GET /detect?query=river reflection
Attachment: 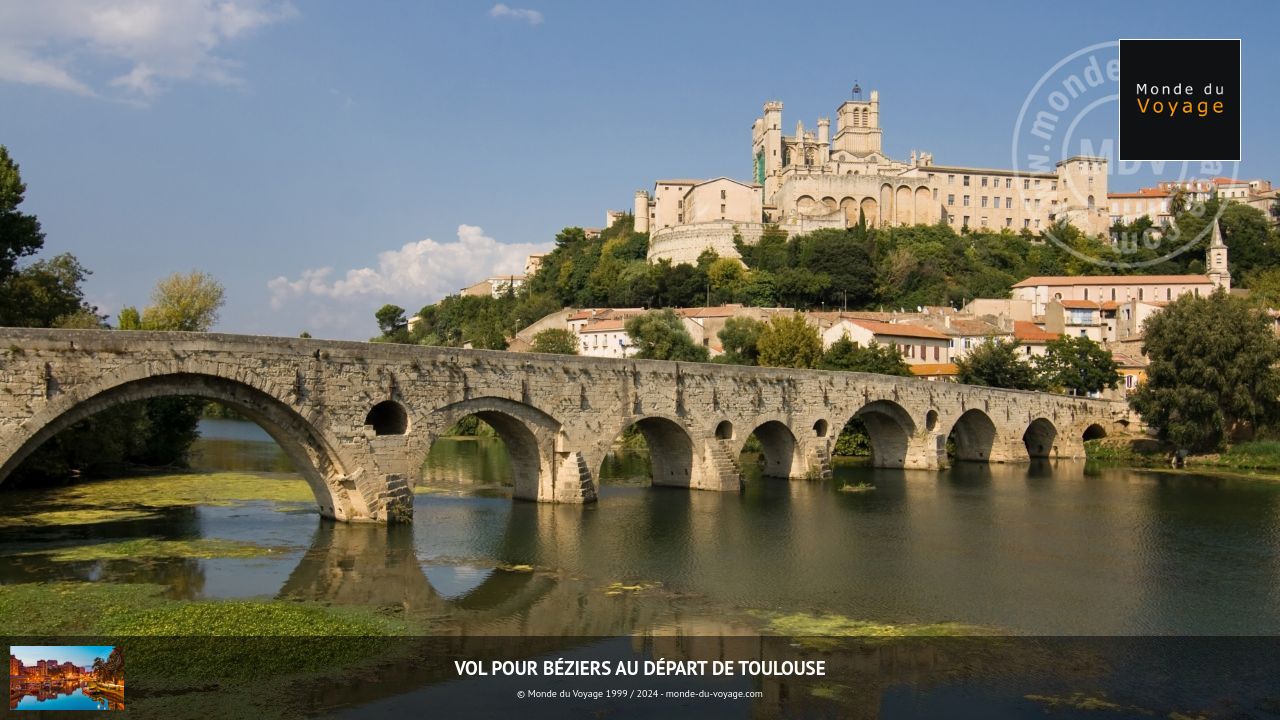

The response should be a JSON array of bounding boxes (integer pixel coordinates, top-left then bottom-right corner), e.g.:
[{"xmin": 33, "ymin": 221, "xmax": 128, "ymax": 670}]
[
  {"xmin": 10, "ymin": 684, "xmax": 121, "ymax": 711},
  {"xmin": 1, "ymin": 421, "xmax": 1279, "ymax": 635}
]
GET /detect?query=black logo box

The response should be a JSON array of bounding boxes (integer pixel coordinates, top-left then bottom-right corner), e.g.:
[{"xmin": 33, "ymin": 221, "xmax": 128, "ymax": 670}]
[{"xmin": 1119, "ymin": 39, "xmax": 1240, "ymax": 162}]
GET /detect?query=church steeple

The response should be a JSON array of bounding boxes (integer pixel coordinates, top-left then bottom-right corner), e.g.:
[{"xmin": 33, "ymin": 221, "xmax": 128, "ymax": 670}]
[{"xmin": 1206, "ymin": 218, "xmax": 1231, "ymax": 291}]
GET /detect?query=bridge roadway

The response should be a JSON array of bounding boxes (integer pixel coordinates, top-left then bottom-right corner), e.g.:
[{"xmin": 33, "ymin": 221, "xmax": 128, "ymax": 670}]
[{"xmin": 0, "ymin": 328, "xmax": 1131, "ymax": 522}]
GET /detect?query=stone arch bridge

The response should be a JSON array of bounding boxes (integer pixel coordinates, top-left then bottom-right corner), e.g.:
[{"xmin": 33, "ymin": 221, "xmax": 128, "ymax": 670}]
[{"xmin": 0, "ymin": 329, "xmax": 1132, "ymax": 522}]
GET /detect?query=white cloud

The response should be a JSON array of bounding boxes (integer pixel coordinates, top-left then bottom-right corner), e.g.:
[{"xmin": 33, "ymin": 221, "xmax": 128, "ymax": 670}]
[
  {"xmin": 267, "ymin": 224, "xmax": 551, "ymax": 312},
  {"xmin": 0, "ymin": 0, "xmax": 297, "ymax": 99},
  {"xmin": 488, "ymin": 4, "xmax": 543, "ymax": 25}
]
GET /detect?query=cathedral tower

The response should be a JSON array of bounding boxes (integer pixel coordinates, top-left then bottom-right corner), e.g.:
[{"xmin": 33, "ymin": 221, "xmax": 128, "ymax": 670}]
[{"xmin": 832, "ymin": 89, "xmax": 883, "ymax": 157}]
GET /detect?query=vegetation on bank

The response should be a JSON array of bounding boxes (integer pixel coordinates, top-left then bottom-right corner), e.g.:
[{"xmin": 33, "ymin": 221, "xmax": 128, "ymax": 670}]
[
  {"xmin": 0, "ymin": 582, "xmax": 412, "ymax": 636},
  {"xmin": 1130, "ymin": 289, "xmax": 1280, "ymax": 453},
  {"xmin": 1085, "ymin": 437, "xmax": 1280, "ymax": 475}
]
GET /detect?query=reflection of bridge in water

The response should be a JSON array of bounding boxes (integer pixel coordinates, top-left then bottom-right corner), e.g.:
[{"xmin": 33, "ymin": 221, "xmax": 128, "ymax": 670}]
[{"xmin": 0, "ymin": 329, "xmax": 1130, "ymax": 523}]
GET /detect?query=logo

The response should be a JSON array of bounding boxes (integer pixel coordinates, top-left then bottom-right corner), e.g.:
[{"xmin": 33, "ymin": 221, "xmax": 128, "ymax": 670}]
[{"xmin": 1011, "ymin": 41, "xmax": 1239, "ymax": 270}]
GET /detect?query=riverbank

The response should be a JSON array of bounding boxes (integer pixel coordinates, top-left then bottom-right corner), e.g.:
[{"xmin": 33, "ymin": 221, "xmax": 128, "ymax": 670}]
[{"xmin": 1086, "ymin": 438, "xmax": 1280, "ymax": 478}]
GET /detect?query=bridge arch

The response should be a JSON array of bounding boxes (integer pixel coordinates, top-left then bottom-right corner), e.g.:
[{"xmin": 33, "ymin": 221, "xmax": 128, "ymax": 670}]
[
  {"xmin": 424, "ymin": 396, "xmax": 563, "ymax": 502},
  {"xmin": 741, "ymin": 420, "xmax": 802, "ymax": 478},
  {"xmin": 1082, "ymin": 423, "xmax": 1108, "ymax": 441},
  {"xmin": 1023, "ymin": 418, "xmax": 1058, "ymax": 458},
  {"xmin": 946, "ymin": 408, "xmax": 998, "ymax": 463},
  {"xmin": 0, "ymin": 370, "xmax": 366, "ymax": 520},
  {"xmin": 601, "ymin": 415, "xmax": 697, "ymax": 489},
  {"xmin": 849, "ymin": 399, "xmax": 916, "ymax": 468}
]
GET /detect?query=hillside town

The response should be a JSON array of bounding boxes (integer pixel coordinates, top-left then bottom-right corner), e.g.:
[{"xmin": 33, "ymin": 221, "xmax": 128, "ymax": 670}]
[
  {"xmin": 436, "ymin": 210, "xmax": 1269, "ymax": 403},
  {"xmin": 423, "ymin": 91, "xmax": 1278, "ymax": 405}
]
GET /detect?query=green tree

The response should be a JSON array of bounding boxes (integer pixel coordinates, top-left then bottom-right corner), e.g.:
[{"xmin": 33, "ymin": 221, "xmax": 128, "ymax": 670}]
[
  {"xmin": 624, "ymin": 309, "xmax": 709, "ymax": 361},
  {"xmin": 1217, "ymin": 203, "xmax": 1277, "ymax": 279},
  {"xmin": 52, "ymin": 308, "xmax": 106, "ymax": 328},
  {"xmin": 531, "ymin": 328, "xmax": 578, "ymax": 354},
  {"xmin": 1244, "ymin": 266, "xmax": 1280, "ymax": 307},
  {"xmin": 117, "ymin": 306, "xmax": 143, "ymax": 330},
  {"xmin": 716, "ymin": 317, "xmax": 763, "ymax": 365},
  {"xmin": 955, "ymin": 338, "xmax": 1044, "ymax": 390},
  {"xmin": 140, "ymin": 271, "xmax": 225, "ymax": 331},
  {"xmin": 0, "ymin": 145, "xmax": 45, "ymax": 281},
  {"xmin": 757, "ymin": 313, "xmax": 822, "ymax": 369},
  {"xmin": 375, "ymin": 304, "xmax": 407, "ymax": 336},
  {"xmin": 1130, "ymin": 289, "xmax": 1280, "ymax": 451},
  {"xmin": 818, "ymin": 336, "xmax": 912, "ymax": 376},
  {"xmin": 0, "ymin": 253, "xmax": 96, "ymax": 327},
  {"xmin": 1036, "ymin": 335, "xmax": 1120, "ymax": 395}
]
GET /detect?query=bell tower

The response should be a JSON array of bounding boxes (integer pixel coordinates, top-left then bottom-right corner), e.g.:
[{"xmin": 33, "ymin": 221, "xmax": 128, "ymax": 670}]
[
  {"xmin": 1206, "ymin": 218, "xmax": 1231, "ymax": 290},
  {"xmin": 832, "ymin": 89, "xmax": 883, "ymax": 157}
]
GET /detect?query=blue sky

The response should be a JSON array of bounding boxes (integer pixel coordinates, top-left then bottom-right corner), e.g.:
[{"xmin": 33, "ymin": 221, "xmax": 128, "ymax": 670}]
[
  {"xmin": 10, "ymin": 645, "xmax": 114, "ymax": 668},
  {"xmin": 1, "ymin": 1, "xmax": 1276, "ymax": 339}
]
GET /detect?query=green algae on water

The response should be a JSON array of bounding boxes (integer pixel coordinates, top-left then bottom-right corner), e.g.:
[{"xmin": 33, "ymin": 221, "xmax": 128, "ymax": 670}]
[
  {"xmin": 0, "ymin": 472, "xmax": 315, "ymax": 528},
  {"xmin": 756, "ymin": 611, "xmax": 992, "ymax": 637},
  {"xmin": 19, "ymin": 538, "xmax": 294, "ymax": 562},
  {"xmin": 0, "ymin": 507, "xmax": 164, "ymax": 527},
  {"xmin": 0, "ymin": 582, "xmax": 413, "ymax": 637}
]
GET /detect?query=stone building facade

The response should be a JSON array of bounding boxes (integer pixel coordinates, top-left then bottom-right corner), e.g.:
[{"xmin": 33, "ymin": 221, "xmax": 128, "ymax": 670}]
[{"xmin": 640, "ymin": 90, "xmax": 1112, "ymax": 264}]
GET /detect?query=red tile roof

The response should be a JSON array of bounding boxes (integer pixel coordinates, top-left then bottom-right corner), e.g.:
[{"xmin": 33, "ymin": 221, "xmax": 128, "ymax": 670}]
[
  {"xmin": 580, "ymin": 319, "xmax": 628, "ymax": 333},
  {"xmin": 1014, "ymin": 321, "xmax": 1059, "ymax": 342},
  {"xmin": 1013, "ymin": 275, "xmax": 1211, "ymax": 287},
  {"xmin": 1059, "ymin": 299, "xmax": 1101, "ymax": 309},
  {"xmin": 846, "ymin": 318, "xmax": 950, "ymax": 340}
]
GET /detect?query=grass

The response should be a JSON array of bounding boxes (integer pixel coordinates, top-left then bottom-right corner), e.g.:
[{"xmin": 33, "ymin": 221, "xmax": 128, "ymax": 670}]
[
  {"xmin": 838, "ymin": 481, "xmax": 875, "ymax": 493},
  {"xmin": 18, "ymin": 538, "xmax": 293, "ymax": 562},
  {"xmin": 1202, "ymin": 440, "xmax": 1280, "ymax": 472},
  {"xmin": 0, "ymin": 581, "xmax": 412, "ymax": 637},
  {"xmin": 1085, "ymin": 438, "xmax": 1280, "ymax": 479},
  {"xmin": 0, "ymin": 582, "xmax": 420, "ymax": 720}
]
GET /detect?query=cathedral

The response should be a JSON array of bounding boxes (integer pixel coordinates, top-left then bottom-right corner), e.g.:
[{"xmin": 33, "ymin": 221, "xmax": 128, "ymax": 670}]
[{"xmin": 639, "ymin": 90, "xmax": 1112, "ymax": 264}]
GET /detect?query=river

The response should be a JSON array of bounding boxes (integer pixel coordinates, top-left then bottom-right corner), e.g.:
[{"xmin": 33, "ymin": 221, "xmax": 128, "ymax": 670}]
[
  {"xmin": 2, "ymin": 419, "xmax": 1279, "ymax": 716},
  {"xmin": 2, "ymin": 418, "xmax": 1277, "ymax": 635}
]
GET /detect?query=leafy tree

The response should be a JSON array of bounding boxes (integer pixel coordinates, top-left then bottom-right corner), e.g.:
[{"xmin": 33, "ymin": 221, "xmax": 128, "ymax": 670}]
[
  {"xmin": 140, "ymin": 271, "xmax": 225, "ymax": 331},
  {"xmin": 1130, "ymin": 289, "xmax": 1280, "ymax": 451},
  {"xmin": 117, "ymin": 306, "xmax": 143, "ymax": 330},
  {"xmin": 716, "ymin": 317, "xmax": 763, "ymax": 365},
  {"xmin": 1036, "ymin": 335, "xmax": 1119, "ymax": 395},
  {"xmin": 0, "ymin": 253, "xmax": 96, "ymax": 327},
  {"xmin": 0, "ymin": 145, "xmax": 44, "ymax": 281},
  {"xmin": 955, "ymin": 337, "xmax": 1044, "ymax": 390},
  {"xmin": 757, "ymin": 313, "xmax": 822, "ymax": 369},
  {"xmin": 818, "ymin": 336, "xmax": 911, "ymax": 376},
  {"xmin": 374, "ymin": 304, "xmax": 408, "ymax": 339},
  {"xmin": 1244, "ymin": 266, "xmax": 1280, "ymax": 307},
  {"xmin": 531, "ymin": 328, "xmax": 578, "ymax": 354},
  {"xmin": 1217, "ymin": 203, "xmax": 1277, "ymax": 279},
  {"xmin": 53, "ymin": 308, "xmax": 106, "ymax": 328},
  {"xmin": 624, "ymin": 309, "xmax": 709, "ymax": 361}
]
